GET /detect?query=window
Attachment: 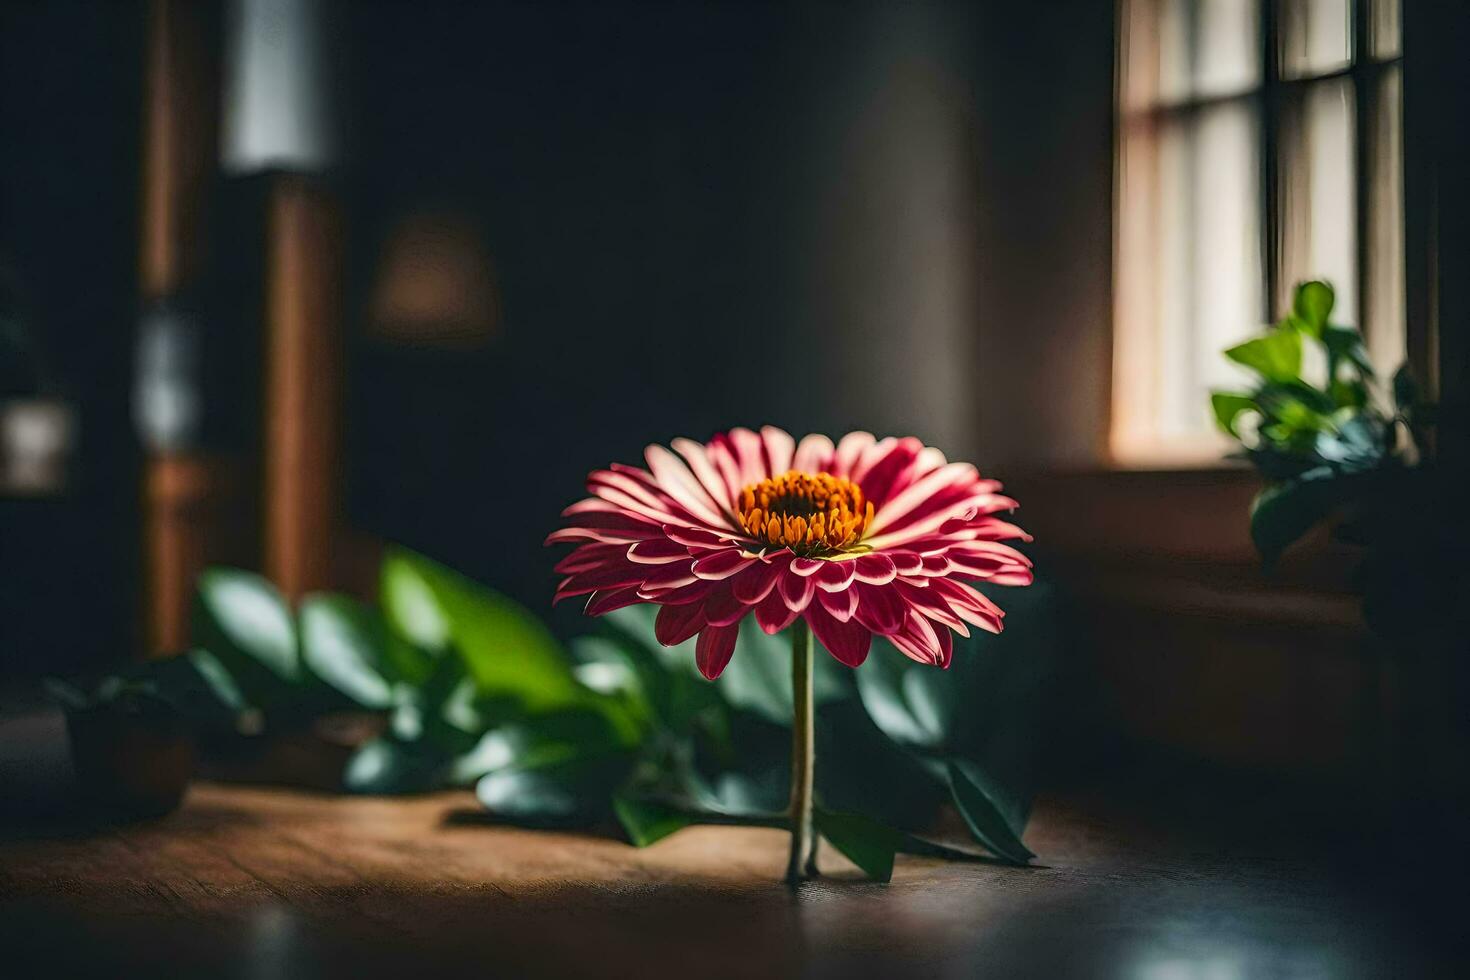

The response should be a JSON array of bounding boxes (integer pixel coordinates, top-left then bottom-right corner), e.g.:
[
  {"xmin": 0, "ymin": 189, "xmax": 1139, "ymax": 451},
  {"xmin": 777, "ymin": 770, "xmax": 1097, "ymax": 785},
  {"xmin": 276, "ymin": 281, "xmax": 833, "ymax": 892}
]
[{"xmin": 1113, "ymin": 0, "xmax": 1404, "ymax": 464}]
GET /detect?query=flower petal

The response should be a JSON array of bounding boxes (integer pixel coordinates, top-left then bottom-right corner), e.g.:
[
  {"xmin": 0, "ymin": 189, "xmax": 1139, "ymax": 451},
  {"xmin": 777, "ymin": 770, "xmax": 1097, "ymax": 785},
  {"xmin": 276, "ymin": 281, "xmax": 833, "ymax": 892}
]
[
  {"xmin": 755, "ymin": 588, "xmax": 800, "ymax": 633},
  {"xmin": 805, "ymin": 603, "xmax": 871, "ymax": 667},
  {"xmin": 626, "ymin": 538, "xmax": 692, "ymax": 564},
  {"xmin": 554, "ymin": 543, "xmax": 628, "ymax": 574},
  {"xmin": 883, "ymin": 551, "xmax": 924, "ymax": 575},
  {"xmin": 695, "ymin": 622, "xmax": 741, "ymax": 679},
  {"xmin": 645, "ymin": 444, "xmax": 729, "ymax": 529},
  {"xmin": 893, "ymin": 579, "xmax": 969, "ymax": 635},
  {"xmin": 929, "ymin": 579, "xmax": 1004, "ymax": 633},
  {"xmin": 935, "ymin": 625, "xmax": 954, "ymax": 669},
  {"xmin": 704, "ymin": 435, "xmax": 746, "ymax": 506},
  {"xmin": 671, "ymin": 436, "xmax": 736, "ymax": 512},
  {"xmin": 888, "ymin": 610, "xmax": 943, "ymax": 665},
  {"xmin": 866, "ymin": 462, "xmax": 980, "ymax": 535},
  {"xmin": 817, "ymin": 584, "xmax": 858, "ymax": 622},
  {"xmin": 559, "ymin": 501, "xmax": 662, "ymax": 535},
  {"xmin": 853, "ymin": 552, "xmax": 897, "ymax": 585},
  {"xmin": 639, "ymin": 561, "xmax": 699, "ymax": 592},
  {"xmin": 778, "ymin": 568, "xmax": 817, "ymax": 612},
  {"xmin": 830, "ymin": 431, "xmax": 875, "ymax": 479},
  {"xmin": 760, "ymin": 425, "xmax": 796, "ymax": 477},
  {"xmin": 791, "ymin": 433, "xmax": 835, "ymax": 473},
  {"xmin": 655, "ymin": 601, "xmax": 706, "ymax": 646},
  {"xmin": 690, "ymin": 548, "xmax": 757, "ymax": 581},
  {"xmin": 789, "ymin": 557, "xmax": 824, "ymax": 577},
  {"xmin": 852, "ymin": 582, "xmax": 906, "ymax": 634},
  {"xmin": 662, "ymin": 524, "xmax": 734, "ymax": 550},
  {"xmin": 545, "ymin": 526, "xmax": 651, "ymax": 546},
  {"xmin": 856, "ymin": 436, "xmax": 924, "ymax": 506},
  {"xmin": 728, "ymin": 427, "xmax": 767, "ymax": 486},
  {"xmin": 588, "ymin": 469, "xmax": 690, "ymax": 525},
  {"xmin": 703, "ymin": 583, "xmax": 750, "ymax": 627},
  {"xmin": 730, "ymin": 557, "xmax": 784, "ymax": 604},
  {"xmin": 638, "ymin": 579, "xmax": 712, "ymax": 605},
  {"xmin": 555, "ymin": 564, "xmax": 644, "ymax": 600},
  {"xmin": 585, "ymin": 587, "xmax": 645, "ymax": 616},
  {"xmin": 815, "ymin": 559, "xmax": 856, "ymax": 592}
]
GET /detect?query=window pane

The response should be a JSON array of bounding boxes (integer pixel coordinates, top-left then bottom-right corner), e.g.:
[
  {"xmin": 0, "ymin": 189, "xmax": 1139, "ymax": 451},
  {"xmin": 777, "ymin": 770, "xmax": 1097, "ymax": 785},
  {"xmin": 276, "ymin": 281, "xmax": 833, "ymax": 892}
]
[
  {"xmin": 1364, "ymin": 67, "xmax": 1405, "ymax": 369},
  {"xmin": 1122, "ymin": 0, "xmax": 1261, "ymax": 111},
  {"xmin": 1114, "ymin": 102, "xmax": 1263, "ymax": 456},
  {"xmin": 1370, "ymin": 0, "xmax": 1402, "ymax": 60},
  {"xmin": 1279, "ymin": 77, "xmax": 1356, "ymax": 326},
  {"xmin": 1280, "ymin": 0, "xmax": 1351, "ymax": 80}
]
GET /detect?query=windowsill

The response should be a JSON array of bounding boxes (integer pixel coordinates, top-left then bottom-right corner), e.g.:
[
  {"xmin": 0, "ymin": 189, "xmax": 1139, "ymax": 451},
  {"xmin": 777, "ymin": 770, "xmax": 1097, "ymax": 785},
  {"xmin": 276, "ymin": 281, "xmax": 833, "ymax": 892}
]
[{"xmin": 1007, "ymin": 463, "xmax": 1362, "ymax": 603}]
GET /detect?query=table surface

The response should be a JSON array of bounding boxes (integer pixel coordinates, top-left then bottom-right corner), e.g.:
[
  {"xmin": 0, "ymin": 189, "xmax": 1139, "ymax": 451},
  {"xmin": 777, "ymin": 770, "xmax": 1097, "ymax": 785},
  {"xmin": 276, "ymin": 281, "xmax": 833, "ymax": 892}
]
[
  {"xmin": 0, "ymin": 704, "xmax": 1464, "ymax": 979},
  {"xmin": 2, "ymin": 758, "xmax": 1462, "ymax": 980}
]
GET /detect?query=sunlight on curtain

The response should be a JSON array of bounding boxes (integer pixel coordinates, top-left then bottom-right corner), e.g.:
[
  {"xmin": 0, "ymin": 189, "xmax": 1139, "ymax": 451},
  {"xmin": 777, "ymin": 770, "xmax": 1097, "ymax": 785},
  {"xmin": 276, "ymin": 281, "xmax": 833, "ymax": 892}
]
[
  {"xmin": 1364, "ymin": 65, "xmax": 1404, "ymax": 372},
  {"xmin": 1279, "ymin": 77, "xmax": 1356, "ymax": 325},
  {"xmin": 1280, "ymin": 0, "xmax": 1351, "ymax": 79},
  {"xmin": 1114, "ymin": 0, "xmax": 1261, "ymax": 463}
]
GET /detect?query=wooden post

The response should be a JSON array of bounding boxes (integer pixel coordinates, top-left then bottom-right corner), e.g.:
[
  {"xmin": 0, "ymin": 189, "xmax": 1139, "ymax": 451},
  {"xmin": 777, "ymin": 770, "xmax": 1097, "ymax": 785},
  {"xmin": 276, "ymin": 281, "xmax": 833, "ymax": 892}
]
[
  {"xmin": 138, "ymin": 0, "xmax": 250, "ymax": 656},
  {"xmin": 262, "ymin": 175, "xmax": 342, "ymax": 600}
]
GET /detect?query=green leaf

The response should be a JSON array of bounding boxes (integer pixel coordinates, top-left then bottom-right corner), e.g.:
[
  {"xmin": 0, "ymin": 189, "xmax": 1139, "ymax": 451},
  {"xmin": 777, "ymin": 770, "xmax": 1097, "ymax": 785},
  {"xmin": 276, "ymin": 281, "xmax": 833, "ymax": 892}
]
[
  {"xmin": 1322, "ymin": 325, "xmax": 1374, "ymax": 377},
  {"xmin": 1328, "ymin": 378, "xmax": 1368, "ymax": 410},
  {"xmin": 815, "ymin": 808, "xmax": 900, "ymax": 882},
  {"xmin": 380, "ymin": 551, "xmax": 452, "ymax": 653},
  {"xmin": 851, "ymin": 584, "xmax": 1056, "ymax": 847},
  {"xmin": 1249, "ymin": 468, "xmax": 1363, "ymax": 566},
  {"xmin": 1210, "ymin": 392, "xmax": 1258, "ymax": 438},
  {"xmin": 948, "ymin": 760, "xmax": 1034, "ymax": 865},
  {"xmin": 475, "ymin": 763, "xmax": 600, "ymax": 822},
  {"xmin": 186, "ymin": 648, "xmax": 249, "ymax": 716},
  {"xmin": 389, "ymin": 652, "xmax": 476, "ymax": 747},
  {"xmin": 1256, "ymin": 380, "xmax": 1337, "ymax": 420},
  {"xmin": 854, "ymin": 648, "xmax": 945, "ymax": 750},
  {"xmin": 343, "ymin": 736, "xmax": 449, "ymax": 794},
  {"xmin": 443, "ymin": 705, "xmax": 627, "ymax": 785},
  {"xmin": 601, "ymin": 606, "xmax": 727, "ymax": 732},
  {"xmin": 383, "ymin": 547, "xmax": 582, "ymax": 714},
  {"xmin": 299, "ymin": 595, "xmax": 394, "ymax": 709},
  {"xmin": 383, "ymin": 630, "xmax": 436, "ymax": 688},
  {"xmin": 1224, "ymin": 328, "xmax": 1302, "ymax": 383},
  {"xmin": 193, "ymin": 569, "xmax": 300, "ymax": 707},
  {"xmin": 445, "ymin": 729, "xmax": 515, "ymax": 786},
  {"xmin": 614, "ymin": 795, "xmax": 695, "ymax": 847},
  {"xmin": 1293, "ymin": 280, "xmax": 1335, "ymax": 334}
]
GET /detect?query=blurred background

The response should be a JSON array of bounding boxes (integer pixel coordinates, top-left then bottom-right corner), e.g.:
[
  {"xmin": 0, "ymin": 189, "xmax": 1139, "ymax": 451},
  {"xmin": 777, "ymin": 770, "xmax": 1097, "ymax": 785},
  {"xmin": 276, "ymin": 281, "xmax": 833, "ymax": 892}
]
[{"xmin": 2, "ymin": 0, "xmax": 1467, "ymax": 804}]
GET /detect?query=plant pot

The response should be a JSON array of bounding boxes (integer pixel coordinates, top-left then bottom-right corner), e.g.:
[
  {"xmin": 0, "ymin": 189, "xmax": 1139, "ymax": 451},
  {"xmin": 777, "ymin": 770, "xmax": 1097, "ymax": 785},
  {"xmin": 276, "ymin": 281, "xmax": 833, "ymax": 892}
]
[{"xmin": 65, "ymin": 696, "xmax": 195, "ymax": 819}]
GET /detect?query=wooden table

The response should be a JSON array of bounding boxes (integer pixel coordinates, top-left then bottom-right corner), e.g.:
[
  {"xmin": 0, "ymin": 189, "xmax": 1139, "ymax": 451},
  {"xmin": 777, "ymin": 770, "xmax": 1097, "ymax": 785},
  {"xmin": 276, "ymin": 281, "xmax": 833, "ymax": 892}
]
[
  {"xmin": 2, "ymin": 767, "xmax": 1458, "ymax": 979},
  {"xmin": 1, "ymin": 705, "xmax": 1462, "ymax": 978}
]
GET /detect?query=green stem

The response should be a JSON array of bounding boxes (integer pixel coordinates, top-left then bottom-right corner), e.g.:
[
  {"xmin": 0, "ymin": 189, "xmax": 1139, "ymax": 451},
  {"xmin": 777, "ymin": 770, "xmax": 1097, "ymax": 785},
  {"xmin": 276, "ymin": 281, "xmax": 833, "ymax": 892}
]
[{"xmin": 785, "ymin": 619, "xmax": 817, "ymax": 883}]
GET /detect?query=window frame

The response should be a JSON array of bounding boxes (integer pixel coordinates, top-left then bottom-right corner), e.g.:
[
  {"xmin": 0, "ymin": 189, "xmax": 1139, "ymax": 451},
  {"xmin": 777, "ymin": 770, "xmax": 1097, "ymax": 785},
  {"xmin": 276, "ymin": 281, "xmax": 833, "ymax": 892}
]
[{"xmin": 1112, "ymin": 0, "xmax": 1406, "ymax": 465}]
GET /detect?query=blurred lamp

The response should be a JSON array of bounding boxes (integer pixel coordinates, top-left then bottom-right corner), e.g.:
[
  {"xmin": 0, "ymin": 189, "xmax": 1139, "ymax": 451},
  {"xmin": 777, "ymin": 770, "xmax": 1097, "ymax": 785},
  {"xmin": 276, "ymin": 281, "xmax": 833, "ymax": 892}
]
[
  {"xmin": 1, "ymin": 398, "xmax": 73, "ymax": 496},
  {"xmin": 220, "ymin": 0, "xmax": 336, "ymax": 175},
  {"xmin": 367, "ymin": 212, "xmax": 500, "ymax": 349}
]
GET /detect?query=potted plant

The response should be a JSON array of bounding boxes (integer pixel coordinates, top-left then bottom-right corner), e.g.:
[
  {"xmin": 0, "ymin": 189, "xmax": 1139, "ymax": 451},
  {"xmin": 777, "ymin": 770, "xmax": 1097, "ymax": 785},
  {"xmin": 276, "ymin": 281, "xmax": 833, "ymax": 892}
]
[{"xmin": 46, "ymin": 675, "xmax": 196, "ymax": 819}]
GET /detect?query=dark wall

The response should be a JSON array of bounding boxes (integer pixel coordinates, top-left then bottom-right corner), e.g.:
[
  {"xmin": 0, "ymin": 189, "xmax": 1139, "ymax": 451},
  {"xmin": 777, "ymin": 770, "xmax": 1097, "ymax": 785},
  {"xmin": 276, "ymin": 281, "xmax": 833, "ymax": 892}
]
[
  {"xmin": 342, "ymin": 1, "xmax": 1115, "ymax": 616},
  {"xmin": 342, "ymin": 0, "xmax": 993, "ymax": 616},
  {"xmin": 0, "ymin": 0, "xmax": 144, "ymax": 677},
  {"xmin": 0, "ymin": 0, "xmax": 1117, "ymax": 672}
]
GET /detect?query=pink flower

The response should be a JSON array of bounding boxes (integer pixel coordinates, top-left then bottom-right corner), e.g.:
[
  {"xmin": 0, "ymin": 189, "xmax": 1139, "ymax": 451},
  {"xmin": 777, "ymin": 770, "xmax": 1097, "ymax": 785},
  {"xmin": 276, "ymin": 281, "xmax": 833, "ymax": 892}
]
[{"xmin": 549, "ymin": 427, "xmax": 1033, "ymax": 679}]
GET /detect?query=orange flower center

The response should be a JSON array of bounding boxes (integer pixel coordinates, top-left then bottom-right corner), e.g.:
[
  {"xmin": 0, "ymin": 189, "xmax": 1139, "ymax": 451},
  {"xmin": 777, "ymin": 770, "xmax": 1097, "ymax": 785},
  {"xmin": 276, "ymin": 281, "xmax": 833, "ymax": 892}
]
[{"xmin": 736, "ymin": 471, "xmax": 874, "ymax": 556}]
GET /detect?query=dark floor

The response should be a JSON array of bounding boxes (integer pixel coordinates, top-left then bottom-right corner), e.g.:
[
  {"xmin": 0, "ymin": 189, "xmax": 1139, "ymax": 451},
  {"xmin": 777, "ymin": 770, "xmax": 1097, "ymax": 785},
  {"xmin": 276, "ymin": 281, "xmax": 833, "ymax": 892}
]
[{"xmin": 1, "ymin": 706, "xmax": 1464, "ymax": 979}]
